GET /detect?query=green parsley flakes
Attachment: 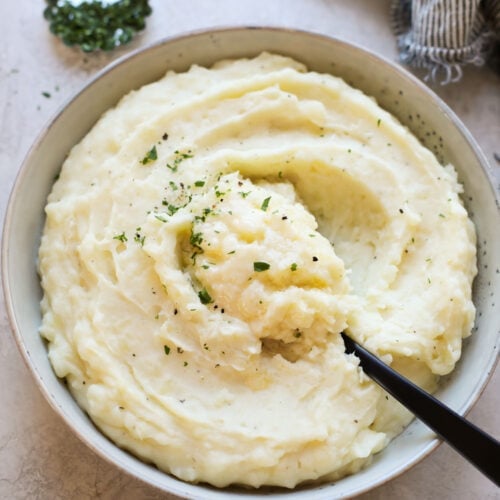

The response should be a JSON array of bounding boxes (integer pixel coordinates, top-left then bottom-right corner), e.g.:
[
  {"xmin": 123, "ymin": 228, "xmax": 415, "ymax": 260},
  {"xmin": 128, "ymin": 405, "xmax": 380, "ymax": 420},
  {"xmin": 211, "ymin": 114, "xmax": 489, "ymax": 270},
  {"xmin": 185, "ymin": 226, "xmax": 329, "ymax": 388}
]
[
  {"xmin": 194, "ymin": 180, "xmax": 205, "ymax": 187},
  {"xmin": 134, "ymin": 228, "xmax": 145, "ymax": 246},
  {"xmin": 43, "ymin": 0, "xmax": 152, "ymax": 52},
  {"xmin": 163, "ymin": 344, "xmax": 171, "ymax": 355},
  {"xmin": 198, "ymin": 288, "xmax": 213, "ymax": 304},
  {"xmin": 261, "ymin": 196, "xmax": 271, "ymax": 211},
  {"xmin": 166, "ymin": 204, "xmax": 180, "ymax": 216},
  {"xmin": 154, "ymin": 214, "xmax": 168, "ymax": 223},
  {"xmin": 166, "ymin": 149, "xmax": 193, "ymax": 172},
  {"xmin": 113, "ymin": 231, "xmax": 127, "ymax": 243},
  {"xmin": 254, "ymin": 261, "xmax": 270, "ymax": 272},
  {"xmin": 140, "ymin": 145, "xmax": 158, "ymax": 165},
  {"xmin": 190, "ymin": 230, "xmax": 203, "ymax": 251},
  {"xmin": 290, "ymin": 263, "xmax": 298, "ymax": 271}
]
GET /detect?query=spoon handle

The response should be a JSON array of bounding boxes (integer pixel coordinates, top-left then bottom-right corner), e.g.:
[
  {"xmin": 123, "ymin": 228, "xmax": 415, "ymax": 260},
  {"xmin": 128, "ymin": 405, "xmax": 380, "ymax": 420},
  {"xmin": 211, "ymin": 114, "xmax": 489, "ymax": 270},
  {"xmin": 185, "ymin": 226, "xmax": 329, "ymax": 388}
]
[{"xmin": 341, "ymin": 333, "xmax": 500, "ymax": 486}]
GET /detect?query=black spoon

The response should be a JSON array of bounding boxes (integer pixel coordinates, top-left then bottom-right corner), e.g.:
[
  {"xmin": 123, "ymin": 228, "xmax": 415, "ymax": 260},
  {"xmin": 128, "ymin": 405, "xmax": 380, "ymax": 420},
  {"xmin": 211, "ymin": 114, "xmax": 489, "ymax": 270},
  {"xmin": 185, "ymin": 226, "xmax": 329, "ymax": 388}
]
[{"xmin": 341, "ymin": 332, "xmax": 500, "ymax": 486}]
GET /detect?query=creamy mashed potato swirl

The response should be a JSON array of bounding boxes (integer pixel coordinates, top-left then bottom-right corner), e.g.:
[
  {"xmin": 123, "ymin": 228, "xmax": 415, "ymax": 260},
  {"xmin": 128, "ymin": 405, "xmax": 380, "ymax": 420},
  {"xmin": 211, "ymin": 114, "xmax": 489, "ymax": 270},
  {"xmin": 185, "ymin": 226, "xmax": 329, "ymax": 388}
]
[{"xmin": 39, "ymin": 53, "xmax": 477, "ymax": 488}]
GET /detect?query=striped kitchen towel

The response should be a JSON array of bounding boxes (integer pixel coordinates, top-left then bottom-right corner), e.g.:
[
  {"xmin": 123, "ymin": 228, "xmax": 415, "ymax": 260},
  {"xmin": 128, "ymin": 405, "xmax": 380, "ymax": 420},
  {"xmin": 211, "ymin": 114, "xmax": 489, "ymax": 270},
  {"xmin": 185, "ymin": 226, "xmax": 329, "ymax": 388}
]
[{"xmin": 391, "ymin": 0, "xmax": 500, "ymax": 83}]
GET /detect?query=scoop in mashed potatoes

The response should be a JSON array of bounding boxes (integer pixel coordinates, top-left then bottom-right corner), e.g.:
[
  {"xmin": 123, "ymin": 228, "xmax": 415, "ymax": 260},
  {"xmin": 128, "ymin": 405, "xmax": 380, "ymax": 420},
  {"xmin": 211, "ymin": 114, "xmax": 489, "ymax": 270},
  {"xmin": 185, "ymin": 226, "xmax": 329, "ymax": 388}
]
[{"xmin": 38, "ymin": 53, "xmax": 477, "ymax": 488}]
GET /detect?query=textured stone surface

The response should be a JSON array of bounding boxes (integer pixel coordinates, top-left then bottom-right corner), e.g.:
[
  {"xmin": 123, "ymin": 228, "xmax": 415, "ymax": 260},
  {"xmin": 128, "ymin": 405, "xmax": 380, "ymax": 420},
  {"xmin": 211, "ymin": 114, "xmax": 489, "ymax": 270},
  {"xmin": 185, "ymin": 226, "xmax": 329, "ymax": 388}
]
[{"xmin": 0, "ymin": 1, "xmax": 498, "ymax": 498}]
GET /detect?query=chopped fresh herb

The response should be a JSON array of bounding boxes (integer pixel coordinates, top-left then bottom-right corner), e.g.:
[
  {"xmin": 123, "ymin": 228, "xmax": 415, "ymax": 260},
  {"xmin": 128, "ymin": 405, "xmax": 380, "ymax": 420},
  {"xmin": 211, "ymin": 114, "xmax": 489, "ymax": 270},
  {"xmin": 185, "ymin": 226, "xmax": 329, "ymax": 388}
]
[
  {"xmin": 166, "ymin": 149, "xmax": 193, "ymax": 172},
  {"xmin": 43, "ymin": 0, "xmax": 152, "ymax": 52},
  {"xmin": 42, "ymin": 91, "xmax": 51, "ymax": 98},
  {"xmin": 254, "ymin": 261, "xmax": 270, "ymax": 272},
  {"xmin": 159, "ymin": 193, "xmax": 192, "ymax": 219},
  {"xmin": 261, "ymin": 197, "xmax": 271, "ymax": 211},
  {"xmin": 183, "ymin": 361, "xmax": 188, "ymax": 366},
  {"xmin": 290, "ymin": 263, "xmax": 298, "ymax": 271},
  {"xmin": 194, "ymin": 180, "xmax": 205, "ymax": 187},
  {"xmin": 113, "ymin": 231, "xmax": 127, "ymax": 243},
  {"xmin": 190, "ymin": 230, "xmax": 203, "ymax": 250},
  {"xmin": 169, "ymin": 180, "xmax": 178, "ymax": 191},
  {"xmin": 278, "ymin": 171, "xmax": 283, "ymax": 178},
  {"xmin": 167, "ymin": 204, "xmax": 180, "ymax": 216},
  {"xmin": 194, "ymin": 207, "xmax": 212, "ymax": 223},
  {"xmin": 239, "ymin": 191, "xmax": 251, "ymax": 198},
  {"xmin": 154, "ymin": 214, "xmax": 168, "ymax": 223},
  {"xmin": 163, "ymin": 345, "xmax": 171, "ymax": 355},
  {"xmin": 377, "ymin": 118, "xmax": 381, "ymax": 127},
  {"xmin": 439, "ymin": 213, "xmax": 446, "ymax": 218},
  {"xmin": 198, "ymin": 288, "xmax": 213, "ymax": 304},
  {"xmin": 133, "ymin": 227, "xmax": 145, "ymax": 246},
  {"xmin": 140, "ymin": 145, "xmax": 158, "ymax": 165},
  {"xmin": 162, "ymin": 133, "xmax": 169, "ymax": 141}
]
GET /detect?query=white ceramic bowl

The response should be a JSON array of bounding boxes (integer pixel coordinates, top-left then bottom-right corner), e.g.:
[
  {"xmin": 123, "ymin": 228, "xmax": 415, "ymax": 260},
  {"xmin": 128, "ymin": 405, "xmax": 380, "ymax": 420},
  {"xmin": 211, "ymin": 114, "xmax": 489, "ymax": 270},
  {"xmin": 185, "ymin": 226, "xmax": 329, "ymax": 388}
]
[{"xmin": 3, "ymin": 28, "xmax": 499, "ymax": 499}]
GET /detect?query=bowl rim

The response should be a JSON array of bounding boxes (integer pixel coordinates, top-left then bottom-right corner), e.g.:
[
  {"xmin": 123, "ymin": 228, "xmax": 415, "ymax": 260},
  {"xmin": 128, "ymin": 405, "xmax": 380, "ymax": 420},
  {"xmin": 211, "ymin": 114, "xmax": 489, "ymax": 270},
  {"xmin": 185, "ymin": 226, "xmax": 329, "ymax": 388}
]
[{"xmin": 2, "ymin": 25, "xmax": 499, "ymax": 499}]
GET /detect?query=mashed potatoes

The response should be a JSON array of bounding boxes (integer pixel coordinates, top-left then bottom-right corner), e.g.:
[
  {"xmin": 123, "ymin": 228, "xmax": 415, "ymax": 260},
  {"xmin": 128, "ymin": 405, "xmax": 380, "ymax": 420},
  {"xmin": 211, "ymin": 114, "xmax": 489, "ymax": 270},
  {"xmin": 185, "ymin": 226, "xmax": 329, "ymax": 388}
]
[{"xmin": 38, "ymin": 53, "xmax": 477, "ymax": 488}]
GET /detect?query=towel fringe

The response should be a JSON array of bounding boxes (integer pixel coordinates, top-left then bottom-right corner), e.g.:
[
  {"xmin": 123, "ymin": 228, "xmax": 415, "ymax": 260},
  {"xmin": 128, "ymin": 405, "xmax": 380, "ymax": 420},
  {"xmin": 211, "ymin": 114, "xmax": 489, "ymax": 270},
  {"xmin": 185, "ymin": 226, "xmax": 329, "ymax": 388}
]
[{"xmin": 390, "ymin": 0, "xmax": 500, "ymax": 84}]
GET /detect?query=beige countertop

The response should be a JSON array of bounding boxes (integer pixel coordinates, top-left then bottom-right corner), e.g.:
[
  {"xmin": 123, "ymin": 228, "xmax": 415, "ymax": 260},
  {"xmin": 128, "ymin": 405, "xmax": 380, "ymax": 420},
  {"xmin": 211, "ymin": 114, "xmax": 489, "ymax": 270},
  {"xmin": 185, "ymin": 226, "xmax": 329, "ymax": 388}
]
[{"xmin": 0, "ymin": 1, "xmax": 498, "ymax": 498}]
